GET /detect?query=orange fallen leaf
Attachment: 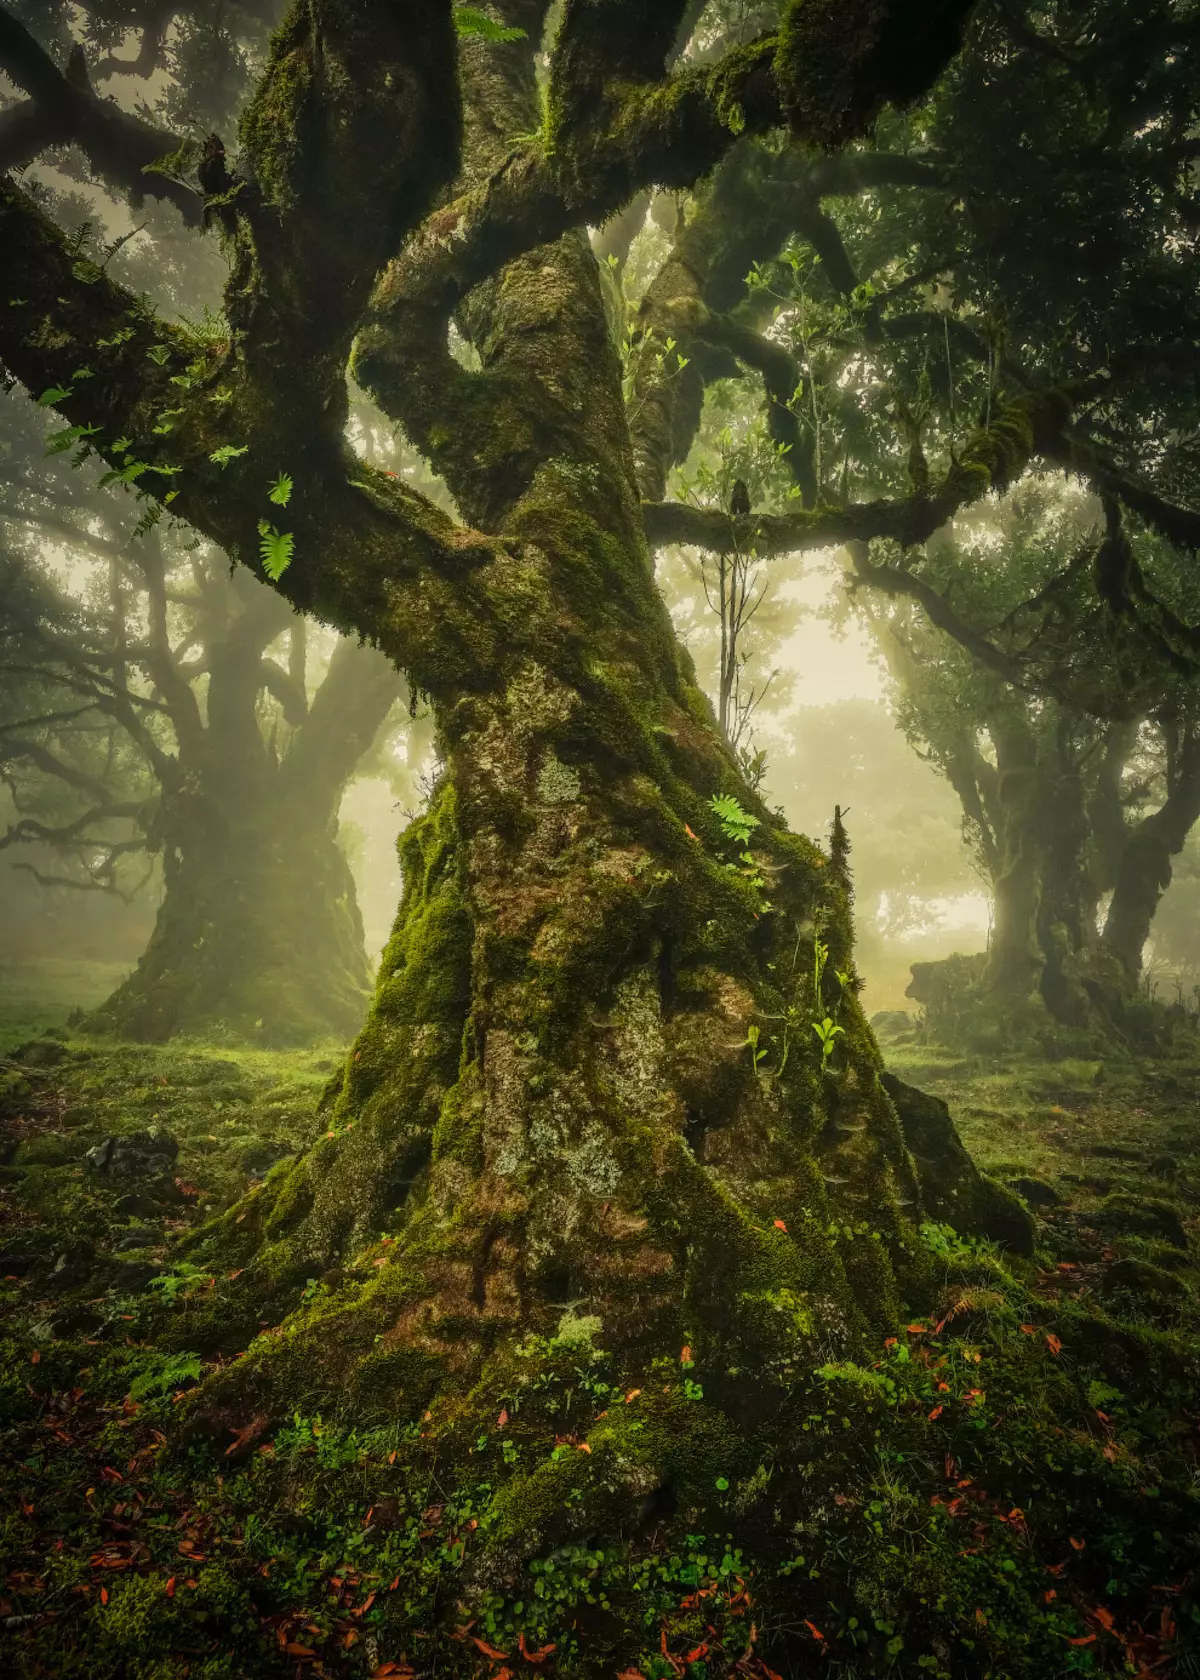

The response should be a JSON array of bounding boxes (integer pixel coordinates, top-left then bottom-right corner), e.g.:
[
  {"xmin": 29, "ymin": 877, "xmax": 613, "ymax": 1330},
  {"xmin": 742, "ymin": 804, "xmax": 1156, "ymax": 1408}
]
[
  {"xmin": 30, "ymin": 1351, "xmax": 39, "ymax": 1365},
  {"xmin": 1067, "ymin": 1635, "xmax": 1096, "ymax": 1647},
  {"xmin": 928, "ymin": 1405, "xmax": 944, "ymax": 1421},
  {"xmin": 577, "ymin": 1442, "xmax": 592, "ymax": 1454},
  {"xmin": 624, "ymin": 1389, "xmax": 641, "ymax": 1403},
  {"xmin": 497, "ymin": 1408, "xmax": 508, "ymax": 1426},
  {"xmin": 470, "ymin": 1637, "xmax": 509, "ymax": 1661},
  {"xmin": 518, "ymin": 1633, "xmax": 557, "ymax": 1663},
  {"xmin": 686, "ymin": 1644, "xmax": 710, "ymax": 1662},
  {"xmin": 1069, "ymin": 1537, "xmax": 1085, "ymax": 1551},
  {"xmin": 284, "ymin": 1643, "xmax": 316, "ymax": 1658},
  {"xmin": 680, "ymin": 1345, "xmax": 693, "ymax": 1364},
  {"xmin": 804, "ymin": 1620, "xmax": 825, "ymax": 1641},
  {"xmin": 1046, "ymin": 1333, "xmax": 1063, "ymax": 1356},
  {"xmin": 684, "ymin": 825, "xmax": 699, "ymax": 841},
  {"xmin": 100, "ymin": 1587, "xmax": 109, "ymax": 1605},
  {"xmin": 165, "ymin": 1577, "xmax": 176, "ymax": 1598},
  {"xmin": 773, "ymin": 1218, "xmax": 788, "ymax": 1232},
  {"xmin": 975, "ymin": 1609, "xmax": 987, "ymax": 1626},
  {"xmin": 1044, "ymin": 1589, "xmax": 1056, "ymax": 1603}
]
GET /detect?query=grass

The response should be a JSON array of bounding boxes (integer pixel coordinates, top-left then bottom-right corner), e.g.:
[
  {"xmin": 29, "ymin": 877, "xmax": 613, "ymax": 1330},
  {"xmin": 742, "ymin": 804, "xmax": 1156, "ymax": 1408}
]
[
  {"xmin": 0, "ymin": 957, "xmax": 137, "ymax": 1049},
  {"xmin": 0, "ymin": 979, "xmax": 1198, "ymax": 1678}
]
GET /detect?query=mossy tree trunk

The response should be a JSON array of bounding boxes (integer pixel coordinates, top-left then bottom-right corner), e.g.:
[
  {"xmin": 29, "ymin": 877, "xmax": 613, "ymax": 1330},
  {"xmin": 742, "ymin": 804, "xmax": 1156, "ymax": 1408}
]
[
  {"xmin": 0, "ymin": 0, "xmax": 1033, "ymax": 1642},
  {"xmin": 92, "ymin": 605, "xmax": 400, "ymax": 1043}
]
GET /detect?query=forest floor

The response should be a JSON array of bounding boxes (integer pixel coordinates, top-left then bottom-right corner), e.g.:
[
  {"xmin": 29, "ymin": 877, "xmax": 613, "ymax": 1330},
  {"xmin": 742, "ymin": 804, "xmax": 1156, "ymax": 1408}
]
[{"xmin": 1, "ymin": 995, "xmax": 1198, "ymax": 1680}]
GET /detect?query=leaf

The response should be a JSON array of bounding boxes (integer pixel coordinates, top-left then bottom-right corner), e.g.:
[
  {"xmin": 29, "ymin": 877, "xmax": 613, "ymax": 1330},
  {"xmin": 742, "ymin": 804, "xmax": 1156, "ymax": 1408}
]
[
  {"xmin": 1046, "ymin": 1332, "xmax": 1063, "ymax": 1355},
  {"xmin": 268, "ymin": 472, "xmax": 293, "ymax": 506},
  {"xmin": 36, "ymin": 385, "xmax": 73, "ymax": 407},
  {"xmin": 773, "ymin": 1218, "xmax": 788, "ymax": 1232},
  {"xmin": 257, "ymin": 521, "xmax": 295, "ymax": 581},
  {"xmin": 470, "ymin": 1637, "xmax": 509, "ymax": 1660},
  {"xmin": 804, "ymin": 1620, "xmax": 825, "ymax": 1641},
  {"xmin": 454, "ymin": 6, "xmax": 527, "ymax": 41},
  {"xmin": 209, "ymin": 443, "xmax": 248, "ymax": 467},
  {"xmin": 284, "ymin": 1643, "xmax": 316, "ymax": 1657}
]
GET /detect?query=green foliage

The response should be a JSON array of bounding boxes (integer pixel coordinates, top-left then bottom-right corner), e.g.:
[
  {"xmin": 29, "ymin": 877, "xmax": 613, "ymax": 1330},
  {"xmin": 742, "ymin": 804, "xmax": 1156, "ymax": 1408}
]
[
  {"xmin": 709, "ymin": 793, "xmax": 760, "ymax": 849},
  {"xmin": 256, "ymin": 521, "xmax": 294, "ymax": 581},
  {"xmin": 209, "ymin": 443, "xmax": 248, "ymax": 467},
  {"xmin": 453, "ymin": 6, "xmax": 526, "ymax": 42},
  {"xmin": 126, "ymin": 1350, "xmax": 204, "ymax": 1401},
  {"xmin": 267, "ymin": 473, "xmax": 293, "ymax": 507}
]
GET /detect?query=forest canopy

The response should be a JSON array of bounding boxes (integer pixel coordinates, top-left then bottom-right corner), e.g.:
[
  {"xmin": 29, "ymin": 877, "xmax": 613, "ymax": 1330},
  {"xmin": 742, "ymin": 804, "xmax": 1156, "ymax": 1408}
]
[{"xmin": 2, "ymin": 3, "xmax": 1200, "ymax": 1679}]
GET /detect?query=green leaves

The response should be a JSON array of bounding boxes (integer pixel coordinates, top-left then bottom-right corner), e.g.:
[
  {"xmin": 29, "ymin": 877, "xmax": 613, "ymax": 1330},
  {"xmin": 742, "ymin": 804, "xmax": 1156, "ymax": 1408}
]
[
  {"xmin": 209, "ymin": 443, "xmax": 248, "ymax": 467},
  {"xmin": 709, "ymin": 793, "xmax": 761, "ymax": 849},
  {"xmin": 127, "ymin": 1351, "xmax": 203, "ymax": 1401},
  {"xmin": 453, "ymin": 6, "xmax": 526, "ymax": 42},
  {"xmin": 36, "ymin": 385, "xmax": 73, "ymax": 408},
  {"xmin": 268, "ymin": 472, "xmax": 293, "ymax": 507},
  {"xmin": 258, "ymin": 521, "xmax": 295, "ymax": 581},
  {"xmin": 44, "ymin": 423, "xmax": 101, "ymax": 456}
]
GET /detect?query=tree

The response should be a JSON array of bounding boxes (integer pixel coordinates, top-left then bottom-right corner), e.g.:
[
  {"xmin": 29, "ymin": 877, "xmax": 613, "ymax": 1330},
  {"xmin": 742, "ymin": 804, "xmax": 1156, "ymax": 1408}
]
[
  {"xmin": 0, "ymin": 442, "xmax": 405, "ymax": 1044},
  {"xmin": 3, "ymin": 0, "xmax": 1195, "ymax": 1662},
  {"xmin": 856, "ymin": 484, "xmax": 1200, "ymax": 1032}
]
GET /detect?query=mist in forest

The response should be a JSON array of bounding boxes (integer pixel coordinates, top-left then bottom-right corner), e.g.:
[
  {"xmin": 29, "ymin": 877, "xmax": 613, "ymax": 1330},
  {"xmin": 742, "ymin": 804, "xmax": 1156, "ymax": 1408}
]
[{"xmin": 4, "ymin": 4, "xmax": 1200, "ymax": 1679}]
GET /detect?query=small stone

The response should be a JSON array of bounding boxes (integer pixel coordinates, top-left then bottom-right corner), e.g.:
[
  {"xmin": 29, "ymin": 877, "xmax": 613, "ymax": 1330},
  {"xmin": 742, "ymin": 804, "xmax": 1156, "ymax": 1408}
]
[
  {"xmin": 1101, "ymin": 1258, "xmax": 1186, "ymax": 1300},
  {"xmin": 1095, "ymin": 1194, "xmax": 1188, "ymax": 1249},
  {"xmin": 241, "ymin": 1140, "xmax": 292, "ymax": 1178},
  {"xmin": 85, "ymin": 1127, "xmax": 179, "ymax": 1178},
  {"xmin": 1006, "ymin": 1176, "xmax": 1061, "ymax": 1209}
]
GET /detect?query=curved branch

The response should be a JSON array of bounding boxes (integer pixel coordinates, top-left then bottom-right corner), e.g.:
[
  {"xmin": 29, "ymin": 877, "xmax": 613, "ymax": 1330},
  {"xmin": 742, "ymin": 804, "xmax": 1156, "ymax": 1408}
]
[{"xmin": 0, "ymin": 5, "xmax": 200, "ymax": 218}]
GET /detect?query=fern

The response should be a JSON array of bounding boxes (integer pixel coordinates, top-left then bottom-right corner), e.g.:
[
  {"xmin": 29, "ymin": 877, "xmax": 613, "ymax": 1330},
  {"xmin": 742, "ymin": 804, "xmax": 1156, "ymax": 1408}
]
[
  {"xmin": 709, "ymin": 793, "xmax": 760, "ymax": 849},
  {"xmin": 209, "ymin": 443, "xmax": 248, "ymax": 467},
  {"xmin": 268, "ymin": 472, "xmax": 293, "ymax": 507},
  {"xmin": 127, "ymin": 1351, "xmax": 203, "ymax": 1401},
  {"xmin": 454, "ymin": 6, "xmax": 526, "ymax": 42},
  {"xmin": 258, "ymin": 520, "xmax": 294, "ymax": 581}
]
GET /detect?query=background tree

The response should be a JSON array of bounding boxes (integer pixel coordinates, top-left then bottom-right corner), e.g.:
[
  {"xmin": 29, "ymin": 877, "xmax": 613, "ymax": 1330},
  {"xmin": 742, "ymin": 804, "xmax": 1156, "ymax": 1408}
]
[
  {"xmin": 0, "ymin": 404, "xmax": 405, "ymax": 1043},
  {"xmin": 1, "ymin": 0, "xmax": 1195, "ymax": 1668}
]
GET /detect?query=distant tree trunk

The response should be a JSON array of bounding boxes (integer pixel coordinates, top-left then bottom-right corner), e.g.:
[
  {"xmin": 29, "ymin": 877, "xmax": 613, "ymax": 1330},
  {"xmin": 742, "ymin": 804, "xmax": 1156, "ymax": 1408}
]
[
  {"xmin": 90, "ymin": 635, "xmax": 399, "ymax": 1044},
  {"xmin": 981, "ymin": 717, "xmax": 1046, "ymax": 1006},
  {"xmin": 1103, "ymin": 725, "xmax": 1200, "ymax": 978}
]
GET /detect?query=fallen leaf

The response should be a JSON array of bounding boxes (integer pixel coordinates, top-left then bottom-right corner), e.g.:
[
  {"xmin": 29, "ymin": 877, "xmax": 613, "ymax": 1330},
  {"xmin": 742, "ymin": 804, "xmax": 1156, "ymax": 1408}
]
[
  {"xmin": 680, "ymin": 1345, "xmax": 693, "ymax": 1364},
  {"xmin": 470, "ymin": 1637, "xmax": 509, "ymax": 1660},
  {"xmin": 624, "ymin": 1389, "xmax": 641, "ymax": 1403},
  {"xmin": 1046, "ymin": 1333, "xmax": 1063, "ymax": 1356},
  {"xmin": 165, "ymin": 1577, "xmax": 176, "ymax": 1598},
  {"xmin": 928, "ymin": 1405, "xmax": 944, "ymax": 1421},
  {"xmin": 1069, "ymin": 1537, "xmax": 1086, "ymax": 1551},
  {"xmin": 30, "ymin": 1351, "xmax": 39, "ymax": 1365},
  {"xmin": 975, "ymin": 1609, "xmax": 987, "ymax": 1626},
  {"xmin": 497, "ymin": 1409, "xmax": 508, "ymax": 1427},
  {"xmin": 1067, "ymin": 1635, "xmax": 1096, "ymax": 1647},
  {"xmin": 804, "ymin": 1620, "xmax": 825, "ymax": 1641},
  {"xmin": 684, "ymin": 825, "xmax": 699, "ymax": 841},
  {"xmin": 284, "ymin": 1643, "xmax": 316, "ymax": 1658},
  {"xmin": 518, "ymin": 1633, "xmax": 556, "ymax": 1663},
  {"xmin": 773, "ymin": 1219, "xmax": 788, "ymax": 1233},
  {"xmin": 577, "ymin": 1441, "xmax": 592, "ymax": 1454}
]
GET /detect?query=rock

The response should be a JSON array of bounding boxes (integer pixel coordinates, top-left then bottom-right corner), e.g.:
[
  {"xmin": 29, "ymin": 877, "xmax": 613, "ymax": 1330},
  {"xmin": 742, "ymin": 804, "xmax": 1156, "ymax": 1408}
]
[
  {"xmin": 1101, "ymin": 1258, "xmax": 1186, "ymax": 1301},
  {"xmin": 114, "ymin": 1192, "xmax": 160, "ymax": 1218},
  {"xmin": 1095, "ymin": 1194, "xmax": 1188, "ymax": 1249},
  {"xmin": 114, "ymin": 1226, "xmax": 161, "ymax": 1250},
  {"xmin": 870, "ymin": 1010, "xmax": 916, "ymax": 1037},
  {"xmin": 240, "ymin": 1140, "xmax": 293, "ymax": 1178},
  {"xmin": 11, "ymin": 1037, "xmax": 70, "ymax": 1067},
  {"xmin": 112, "ymin": 1260, "xmax": 160, "ymax": 1293},
  {"xmin": 45, "ymin": 1243, "xmax": 95, "ymax": 1294},
  {"xmin": 51, "ymin": 1305, "xmax": 104, "ymax": 1337},
  {"xmin": 1006, "ymin": 1176, "xmax": 1061, "ymax": 1210},
  {"xmin": 880, "ymin": 1071, "xmax": 1036, "ymax": 1255},
  {"xmin": 0, "ymin": 1250, "xmax": 37, "ymax": 1275},
  {"xmin": 85, "ymin": 1127, "xmax": 179, "ymax": 1178}
]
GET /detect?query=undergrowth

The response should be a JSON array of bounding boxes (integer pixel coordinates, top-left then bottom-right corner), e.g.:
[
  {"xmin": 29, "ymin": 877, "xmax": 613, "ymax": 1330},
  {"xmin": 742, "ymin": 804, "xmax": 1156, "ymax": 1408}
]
[{"xmin": 1, "ymin": 1023, "xmax": 1198, "ymax": 1679}]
